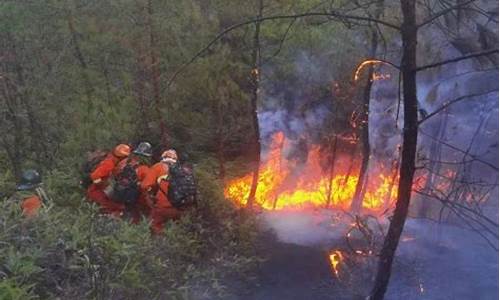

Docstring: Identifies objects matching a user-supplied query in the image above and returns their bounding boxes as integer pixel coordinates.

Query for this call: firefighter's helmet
[17,169,42,191]
[133,142,153,157]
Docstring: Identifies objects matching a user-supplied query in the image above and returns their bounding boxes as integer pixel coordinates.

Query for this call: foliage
[0,163,260,299]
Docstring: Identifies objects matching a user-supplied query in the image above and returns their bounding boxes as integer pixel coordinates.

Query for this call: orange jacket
[141,162,169,192]
[21,196,42,217]
[90,153,120,182]
[141,162,173,208]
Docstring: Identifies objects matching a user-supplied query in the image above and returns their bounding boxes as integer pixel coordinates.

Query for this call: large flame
[224,132,399,211]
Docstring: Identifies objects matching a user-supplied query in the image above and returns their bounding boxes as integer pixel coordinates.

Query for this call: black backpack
[166,162,197,209]
[112,160,140,205]
[80,150,108,188]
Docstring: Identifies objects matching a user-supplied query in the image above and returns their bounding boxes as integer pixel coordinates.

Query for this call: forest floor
[223,210,498,300]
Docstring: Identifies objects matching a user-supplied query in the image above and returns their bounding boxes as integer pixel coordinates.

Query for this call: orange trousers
[150,182,180,234]
[87,183,125,217]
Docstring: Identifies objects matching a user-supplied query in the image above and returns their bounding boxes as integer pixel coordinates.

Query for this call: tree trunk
[216,99,226,180]
[272,135,285,209]
[350,68,373,212]
[326,135,338,208]
[146,0,170,148]
[67,14,95,149]
[351,2,383,213]
[247,0,263,209]
[385,156,400,209]
[418,110,447,217]
[369,0,419,299]
[0,44,24,179]
[0,82,23,179]
[341,150,356,193]
[134,45,151,139]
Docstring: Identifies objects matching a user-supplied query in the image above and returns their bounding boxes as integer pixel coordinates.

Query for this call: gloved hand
[156,174,169,184]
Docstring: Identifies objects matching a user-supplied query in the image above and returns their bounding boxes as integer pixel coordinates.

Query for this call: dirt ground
[224,211,498,300]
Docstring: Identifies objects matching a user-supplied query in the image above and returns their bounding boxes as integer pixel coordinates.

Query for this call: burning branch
[353,59,399,81]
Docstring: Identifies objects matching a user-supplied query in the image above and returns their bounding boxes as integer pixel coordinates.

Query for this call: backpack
[166,162,197,209]
[112,159,140,205]
[80,150,108,188]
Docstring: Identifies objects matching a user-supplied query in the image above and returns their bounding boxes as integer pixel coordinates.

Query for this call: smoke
[259,49,336,149]
[385,218,498,299]
[258,104,330,145]
[259,210,350,246]
[259,210,498,299]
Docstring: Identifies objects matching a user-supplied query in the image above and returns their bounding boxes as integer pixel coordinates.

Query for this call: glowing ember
[371,72,391,81]
[224,132,399,211]
[353,59,390,81]
[401,236,416,242]
[329,250,344,277]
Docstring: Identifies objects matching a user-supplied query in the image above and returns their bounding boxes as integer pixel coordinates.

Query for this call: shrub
[0,162,260,299]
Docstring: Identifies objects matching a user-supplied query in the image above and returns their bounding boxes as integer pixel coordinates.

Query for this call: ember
[329,250,344,277]
[371,72,391,81]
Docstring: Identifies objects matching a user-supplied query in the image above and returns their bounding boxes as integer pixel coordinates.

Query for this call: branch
[261,18,296,65]
[353,58,400,81]
[417,0,479,28]
[419,129,499,171]
[418,89,498,125]
[162,11,400,93]
[416,48,498,72]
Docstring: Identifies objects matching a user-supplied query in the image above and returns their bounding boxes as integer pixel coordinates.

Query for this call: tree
[369,1,419,297]
[351,0,385,213]
[246,0,264,209]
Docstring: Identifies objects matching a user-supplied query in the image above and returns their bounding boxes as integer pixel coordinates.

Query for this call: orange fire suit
[86,153,125,216]
[141,162,180,234]
[21,196,42,217]
[114,157,151,223]
[9,188,47,218]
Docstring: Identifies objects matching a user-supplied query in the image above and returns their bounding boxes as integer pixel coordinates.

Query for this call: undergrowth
[0,164,261,300]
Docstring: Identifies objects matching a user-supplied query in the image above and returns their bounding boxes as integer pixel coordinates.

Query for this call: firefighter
[114,141,153,223]
[141,149,180,234]
[86,143,131,216]
[9,169,50,217]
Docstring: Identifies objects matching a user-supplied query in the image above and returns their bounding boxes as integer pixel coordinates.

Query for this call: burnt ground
[222,211,498,300]
[224,232,355,300]
[236,235,351,300]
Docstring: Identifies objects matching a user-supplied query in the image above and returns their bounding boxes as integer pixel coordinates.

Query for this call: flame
[225,132,399,211]
[224,132,463,212]
[354,59,387,81]
[329,250,344,277]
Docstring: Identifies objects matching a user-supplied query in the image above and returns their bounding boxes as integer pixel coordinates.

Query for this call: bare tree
[247,0,264,209]
[351,0,385,213]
